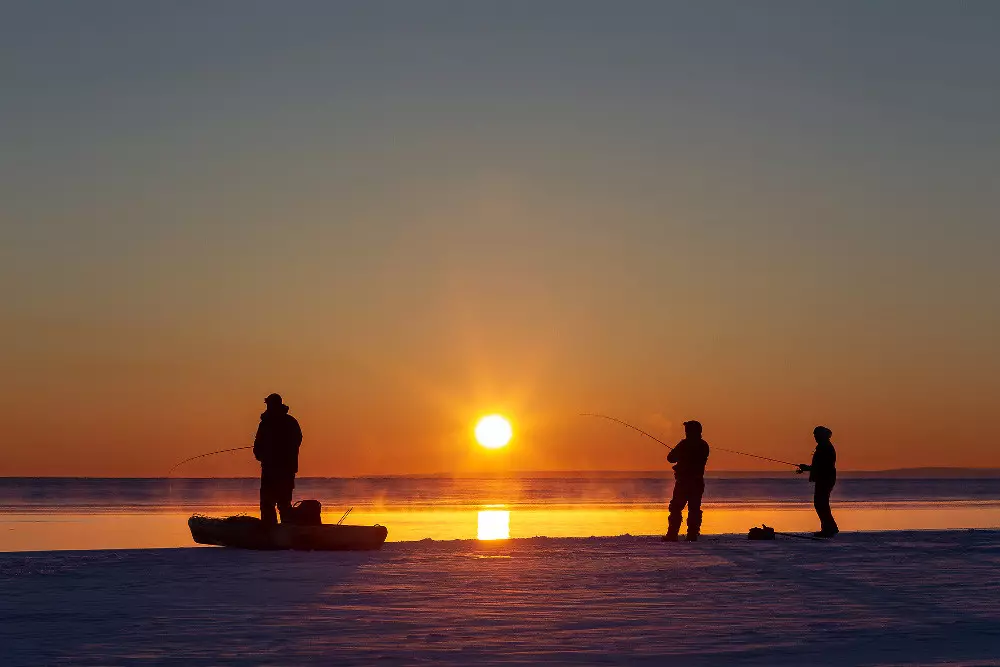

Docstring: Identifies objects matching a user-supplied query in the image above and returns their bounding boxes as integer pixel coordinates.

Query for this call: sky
[2,2,998,476]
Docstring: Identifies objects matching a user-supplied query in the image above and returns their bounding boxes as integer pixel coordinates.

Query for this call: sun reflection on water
[477,509,510,540]
[3,503,1000,551]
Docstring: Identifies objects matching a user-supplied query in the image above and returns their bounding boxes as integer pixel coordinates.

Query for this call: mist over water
[3,475,1000,551]
[3,476,1000,512]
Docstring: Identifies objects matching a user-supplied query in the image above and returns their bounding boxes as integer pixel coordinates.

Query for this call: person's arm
[253,422,264,462]
[667,441,682,463]
[286,417,303,474]
[797,450,813,474]
[814,446,835,475]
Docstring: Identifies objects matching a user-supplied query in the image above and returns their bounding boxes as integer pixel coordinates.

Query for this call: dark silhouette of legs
[666,480,705,540]
[814,481,838,536]
[276,497,293,524]
[260,486,278,525]
[260,473,295,525]
[686,481,704,538]
[666,489,686,539]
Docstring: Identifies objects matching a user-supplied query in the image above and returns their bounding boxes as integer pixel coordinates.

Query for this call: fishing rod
[579,413,676,449]
[580,413,800,468]
[336,507,354,525]
[168,446,253,476]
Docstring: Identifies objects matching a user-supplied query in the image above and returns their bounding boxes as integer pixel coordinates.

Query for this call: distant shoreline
[3,468,1000,480]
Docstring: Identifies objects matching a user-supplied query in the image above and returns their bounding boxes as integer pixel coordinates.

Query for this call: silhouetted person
[798,426,839,537]
[663,420,710,542]
[253,393,302,525]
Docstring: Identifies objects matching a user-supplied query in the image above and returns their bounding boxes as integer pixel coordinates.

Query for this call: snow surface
[2,531,999,666]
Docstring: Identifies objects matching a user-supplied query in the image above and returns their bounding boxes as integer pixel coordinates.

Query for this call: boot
[685,532,699,542]
[662,515,682,542]
[814,522,839,538]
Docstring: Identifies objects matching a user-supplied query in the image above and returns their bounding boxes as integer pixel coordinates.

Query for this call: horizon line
[3,467,1000,480]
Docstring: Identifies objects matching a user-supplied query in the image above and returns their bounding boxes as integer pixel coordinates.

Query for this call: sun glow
[475,415,513,449]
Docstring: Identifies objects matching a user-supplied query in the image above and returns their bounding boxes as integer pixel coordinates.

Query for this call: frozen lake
[3,531,999,665]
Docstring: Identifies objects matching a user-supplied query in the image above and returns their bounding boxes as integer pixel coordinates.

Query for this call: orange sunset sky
[2,4,998,476]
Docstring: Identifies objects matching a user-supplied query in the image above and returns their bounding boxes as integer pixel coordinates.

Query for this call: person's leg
[812,484,824,530]
[820,481,838,534]
[814,482,837,535]
[276,480,294,524]
[260,484,278,525]
[666,483,687,539]
[686,481,704,539]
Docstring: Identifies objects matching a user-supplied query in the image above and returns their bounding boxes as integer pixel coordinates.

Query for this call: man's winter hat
[265,393,283,406]
[683,420,702,433]
[814,425,833,439]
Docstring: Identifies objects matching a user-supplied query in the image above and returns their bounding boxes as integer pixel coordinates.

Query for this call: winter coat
[809,441,837,485]
[253,405,302,477]
[667,438,710,481]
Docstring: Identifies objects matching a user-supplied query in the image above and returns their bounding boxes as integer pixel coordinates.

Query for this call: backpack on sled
[285,499,322,526]
[747,525,775,540]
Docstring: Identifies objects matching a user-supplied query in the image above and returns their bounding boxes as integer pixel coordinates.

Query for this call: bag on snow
[747,525,775,540]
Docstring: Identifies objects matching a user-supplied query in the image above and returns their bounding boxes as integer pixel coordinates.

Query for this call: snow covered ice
[3,530,999,666]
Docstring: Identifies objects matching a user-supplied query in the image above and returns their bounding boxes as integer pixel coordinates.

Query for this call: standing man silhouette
[798,426,839,537]
[253,393,302,525]
[663,420,710,542]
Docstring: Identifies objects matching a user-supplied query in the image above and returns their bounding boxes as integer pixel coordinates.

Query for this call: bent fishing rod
[168,446,253,476]
[580,413,800,468]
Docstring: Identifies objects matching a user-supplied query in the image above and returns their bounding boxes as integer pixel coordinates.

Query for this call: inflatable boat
[189,515,388,551]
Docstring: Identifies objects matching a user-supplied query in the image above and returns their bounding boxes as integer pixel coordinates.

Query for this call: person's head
[264,393,284,410]
[813,425,832,443]
[683,420,703,438]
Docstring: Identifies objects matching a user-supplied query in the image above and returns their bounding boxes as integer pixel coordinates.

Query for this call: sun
[475,415,513,449]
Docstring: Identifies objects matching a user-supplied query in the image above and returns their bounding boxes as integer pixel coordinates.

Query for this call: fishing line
[579,413,676,449]
[580,413,800,468]
[168,446,253,476]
